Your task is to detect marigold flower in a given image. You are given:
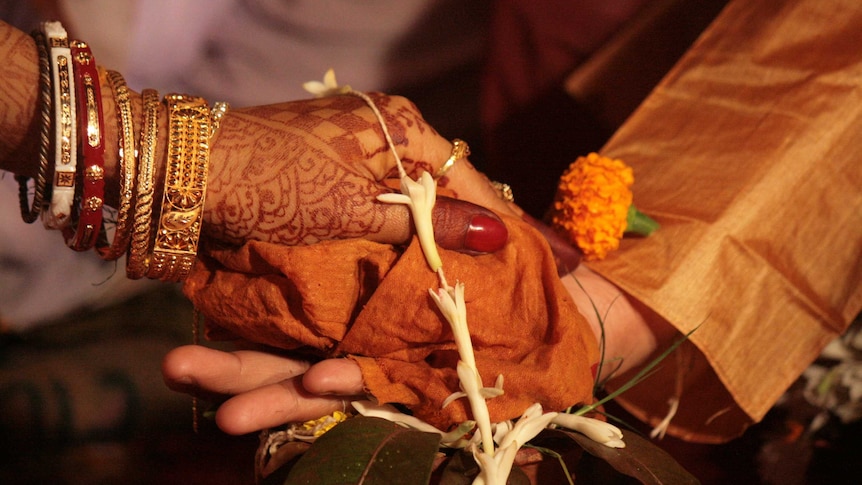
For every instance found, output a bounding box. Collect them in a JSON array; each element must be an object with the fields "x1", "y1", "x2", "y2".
[
  {"x1": 300, "y1": 410, "x2": 349, "y2": 437},
  {"x1": 549, "y1": 152, "x2": 656, "y2": 260}
]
